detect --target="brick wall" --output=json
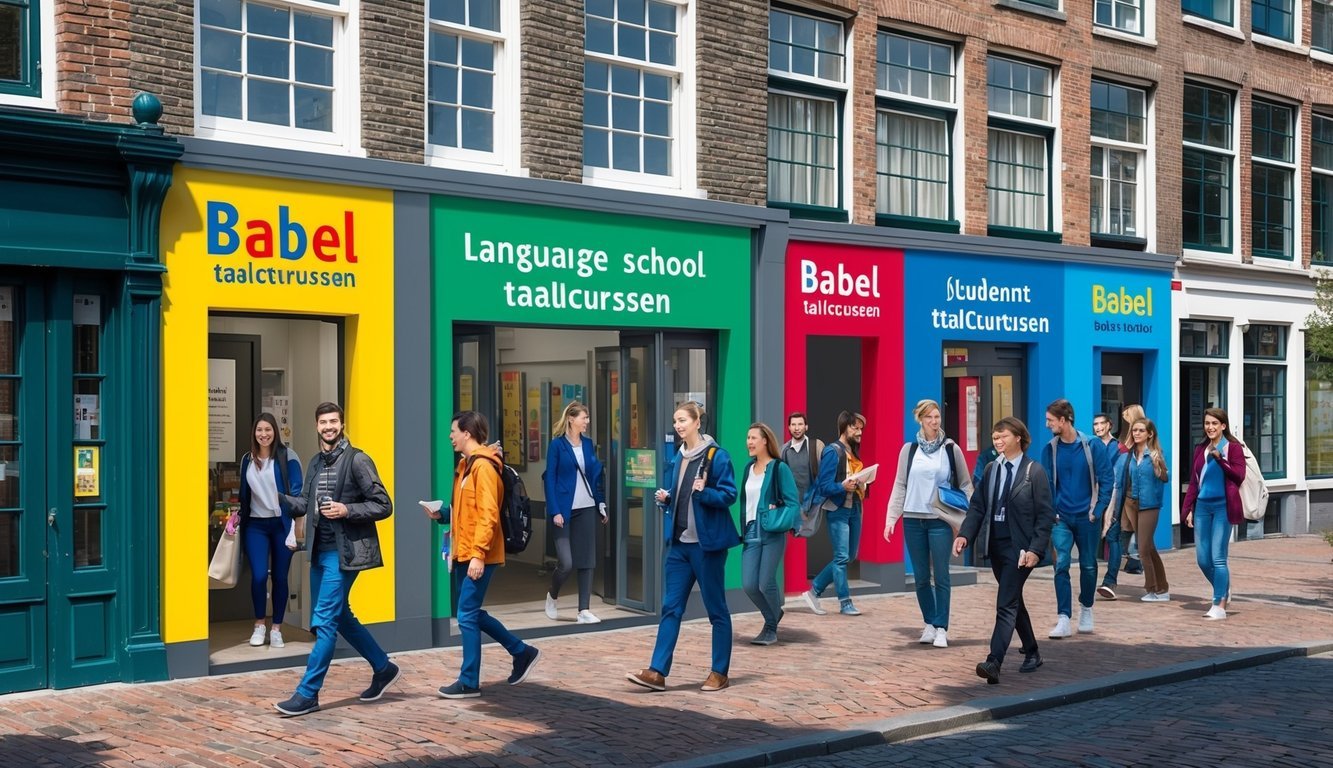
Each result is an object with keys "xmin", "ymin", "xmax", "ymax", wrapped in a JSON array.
[
  {"xmin": 128, "ymin": 0, "xmax": 194, "ymax": 134},
  {"xmin": 520, "ymin": 0, "xmax": 584, "ymax": 181},
  {"xmin": 697, "ymin": 0, "xmax": 769, "ymax": 204},
  {"xmin": 361, "ymin": 0, "xmax": 425, "ymax": 163},
  {"xmin": 57, "ymin": 0, "xmax": 135, "ymax": 123}
]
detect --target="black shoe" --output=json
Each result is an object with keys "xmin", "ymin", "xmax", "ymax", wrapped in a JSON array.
[
  {"xmin": 438, "ymin": 681, "xmax": 481, "ymax": 699},
  {"xmin": 750, "ymin": 627, "xmax": 778, "ymax": 645},
  {"xmin": 1125, "ymin": 560, "xmax": 1143, "ymax": 575},
  {"xmin": 508, "ymin": 645, "xmax": 541, "ymax": 685},
  {"xmin": 1019, "ymin": 653, "xmax": 1044, "ymax": 673},
  {"xmin": 274, "ymin": 692, "xmax": 320, "ymax": 716},
  {"xmin": 359, "ymin": 660, "xmax": 401, "ymax": 702},
  {"xmin": 975, "ymin": 660, "xmax": 1000, "ymax": 685}
]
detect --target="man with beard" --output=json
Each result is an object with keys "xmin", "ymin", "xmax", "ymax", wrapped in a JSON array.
[
  {"xmin": 801, "ymin": 410, "xmax": 869, "ymax": 617},
  {"xmin": 274, "ymin": 402, "xmax": 398, "ymax": 716},
  {"xmin": 781, "ymin": 412, "xmax": 825, "ymax": 510}
]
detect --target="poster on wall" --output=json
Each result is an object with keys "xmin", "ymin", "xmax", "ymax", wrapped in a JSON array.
[
  {"xmin": 270, "ymin": 395, "xmax": 293, "ymax": 445},
  {"xmin": 459, "ymin": 371, "xmax": 474, "ymax": 411},
  {"xmin": 625, "ymin": 448, "xmax": 657, "ymax": 489},
  {"xmin": 75, "ymin": 446, "xmax": 99, "ymax": 497},
  {"xmin": 527, "ymin": 385, "xmax": 542, "ymax": 462},
  {"xmin": 539, "ymin": 377, "xmax": 552, "ymax": 449},
  {"xmin": 74, "ymin": 393, "xmax": 100, "ymax": 440},
  {"xmin": 208, "ymin": 358, "xmax": 237, "ymax": 463},
  {"xmin": 500, "ymin": 370, "xmax": 525, "ymax": 470},
  {"xmin": 549, "ymin": 382, "xmax": 563, "ymax": 429}
]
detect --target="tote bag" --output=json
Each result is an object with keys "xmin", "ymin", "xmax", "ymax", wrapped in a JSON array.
[{"xmin": 208, "ymin": 529, "xmax": 242, "ymax": 589}]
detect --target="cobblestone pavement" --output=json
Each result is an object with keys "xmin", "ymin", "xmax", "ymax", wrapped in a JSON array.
[
  {"xmin": 776, "ymin": 651, "xmax": 1333, "ymax": 768},
  {"xmin": 1, "ymin": 536, "xmax": 1331, "ymax": 767}
]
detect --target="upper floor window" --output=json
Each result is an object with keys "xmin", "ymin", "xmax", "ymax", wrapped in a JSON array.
[
  {"xmin": 987, "ymin": 56, "xmax": 1055, "ymax": 237},
  {"xmin": 1182, "ymin": 0, "xmax": 1233, "ymax": 25},
  {"xmin": 1252, "ymin": 0, "xmax": 1294, "ymax": 41},
  {"xmin": 1251, "ymin": 99, "xmax": 1295, "ymax": 261},
  {"xmin": 198, "ymin": 0, "xmax": 348, "ymax": 145},
  {"xmin": 1312, "ymin": 114, "xmax": 1333, "ymax": 264},
  {"xmin": 875, "ymin": 31, "xmax": 957, "ymax": 229},
  {"xmin": 428, "ymin": 0, "xmax": 513, "ymax": 167},
  {"xmin": 1243, "ymin": 324, "xmax": 1287, "ymax": 478},
  {"xmin": 1095, "ymin": 0, "xmax": 1144, "ymax": 35},
  {"xmin": 1181, "ymin": 82, "xmax": 1234, "ymax": 252},
  {"xmin": 767, "ymin": 7, "xmax": 846, "ymax": 218},
  {"xmin": 1315, "ymin": 0, "xmax": 1333, "ymax": 52},
  {"xmin": 0, "ymin": 0, "xmax": 41, "ymax": 99},
  {"xmin": 583, "ymin": 0, "xmax": 683, "ymax": 184},
  {"xmin": 1090, "ymin": 79, "xmax": 1148, "ymax": 245}
]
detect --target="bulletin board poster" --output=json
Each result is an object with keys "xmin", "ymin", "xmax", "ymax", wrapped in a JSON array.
[
  {"xmin": 625, "ymin": 448, "xmax": 657, "ymax": 489},
  {"xmin": 500, "ymin": 371, "xmax": 525, "ymax": 470},
  {"xmin": 526, "ymin": 385, "xmax": 542, "ymax": 462},
  {"xmin": 75, "ymin": 446, "xmax": 100, "ymax": 498}
]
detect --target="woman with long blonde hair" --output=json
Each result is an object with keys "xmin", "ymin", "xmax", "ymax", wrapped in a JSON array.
[
  {"xmin": 1116, "ymin": 418, "xmax": 1171, "ymax": 602},
  {"xmin": 542, "ymin": 401, "xmax": 608, "ymax": 624}
]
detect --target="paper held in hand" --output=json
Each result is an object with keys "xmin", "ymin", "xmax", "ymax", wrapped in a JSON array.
[
  {"xmin": 846, "ymin": 464, "xmax": 878, "ymax": 484},
  {"xmin": 419, "ymin": 500, "xmax": 444, "ymax": 515}
]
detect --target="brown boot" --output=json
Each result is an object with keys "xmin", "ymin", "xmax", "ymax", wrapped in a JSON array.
[
  {"xmin": 701, "ymin": 671, "xmax": 729, "ymax": 691},
  {"xmin": 626, "ymin": 668, "xmax": 666, "ymax": 691}
]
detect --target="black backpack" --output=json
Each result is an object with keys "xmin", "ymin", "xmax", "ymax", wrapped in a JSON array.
[{"xmin": 465, "ymin": 454, "xmax": 533, "ymax": 554}]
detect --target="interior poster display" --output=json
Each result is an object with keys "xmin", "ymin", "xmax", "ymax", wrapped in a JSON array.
[
  {"xmin": 75, "ymin": 446, "xmax": 100, "ymax": 497},
  {"xmin": 526, "ymin": 384, "xmax": 542, "ymax": 462},
  {"xmin": 539, "ymin": 378, "xmax": 552, "ymax": 449},
  {"xmin": 208, "ymin": 358, "xmax": 237, "ymax": 463},
  {"xmin": 500, "ymin": 370, "xmax": 525, "ymax": 470},
  {"xmin": 625, "ymin": 448, "xmax": 657, "ymax": 488},
  {"xmin": 459, "ymin": 370, "xmax": 474, "ymax": 411},
  {"xmin": 74, "ymin": 393, "xmax": 100, "ymax": 440},
  {"xmin": 270, "ymin": 395, "xmax": 293, "ymax": 445}
]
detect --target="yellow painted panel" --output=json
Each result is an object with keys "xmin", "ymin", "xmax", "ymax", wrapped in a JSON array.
[{"xmin": 160, "ymin": 168, "xmax": 396, "ymax": 643}]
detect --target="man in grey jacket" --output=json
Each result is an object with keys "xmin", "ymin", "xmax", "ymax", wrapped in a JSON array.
[{"xmin": 275, "ymin": 401, "xmax": 398, "ymax": 716}]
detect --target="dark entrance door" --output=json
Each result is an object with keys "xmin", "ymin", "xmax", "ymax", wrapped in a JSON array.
[{"xmin": 206, "ymin": 334, "xmax": 262, "ymax": 624}]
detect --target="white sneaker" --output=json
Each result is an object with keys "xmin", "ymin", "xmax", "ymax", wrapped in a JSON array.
[
  {"xmin": 802, "ymin": 589, "xmax": 827, "ymax": 616},
  {"xmin": 1079, "ymin": 606, "xmax": 1094, "ymax": 634},
  {"xmin": 269, "ymin": 628, "xmax": 285, "ymax": 648},
  {"xmin": 576, "ymin": 610, "xmax": 601, "ymax": 624},
  {"xmin": 544, "ymin": 593, "xmax": 558, "ymax": 621},
  {"xmin": 1140, "ymin": 592, "xmax": 1158, "ymax": 602},
  {"xmin": 932, "ymin": 628, "xmax": 949, "ymax": 648},
  {"xmin": 918, "ymin": 625, "xmax": 937, "ymax": 644},
  {"xmin": 1225, "ymin": 588, "xmax": 1232, "ymax": 609},
  {"xmin": 1153, "ymin": 592, "xmax": 1171, "ymax": 602},
  {"xmin": 1049, "ymin": 615, "xmax": 1072, "ymax": 638},
  {"xmin": 1204, "ymin": 604, "xmax": 1227, "ymax": 620},
  {"xmin": 248, "ymin": 625, "xmax": 267, "ymax": 647}
]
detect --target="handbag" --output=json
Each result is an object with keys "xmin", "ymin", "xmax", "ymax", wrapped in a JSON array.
[
  {"xmin": 208, "ymin": 526, "xmax": 242, "ymax": 589},
  {"xmin": 928, "ymin": 442, "xmax": 969, "ymax": 530},
  {"xmin": 760, "ymin": 461, "xmax": 801, "ymax": 533}
]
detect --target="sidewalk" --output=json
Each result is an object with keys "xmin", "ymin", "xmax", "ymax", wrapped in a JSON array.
[{"xmin": 3, "ymin": 536, "xmax": 1332, "ymax": 768}]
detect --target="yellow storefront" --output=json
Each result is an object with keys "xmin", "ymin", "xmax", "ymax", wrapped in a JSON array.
[{"xmin": 159, "ymin": 168, "xmax": 395, "ymax": 676}]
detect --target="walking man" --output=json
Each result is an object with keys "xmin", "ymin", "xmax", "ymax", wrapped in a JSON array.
[
  {"xmin": 1093, "ymin": 413, "xmax": 1128, "ymax": 600},
  {"xmin": 275, "ymin": 402, "xmax": 398, "ymax": 716},
  {"xmin": 802, "ymin": 411, "xmax": 869, "ymax": 617},
  {"xmin": 781, "ymin": 411, "xmax": 825, "ymax": 507},
  {"xmin": 1041, "ymin": 399, "xmax": 1113, "ymax": 638}
]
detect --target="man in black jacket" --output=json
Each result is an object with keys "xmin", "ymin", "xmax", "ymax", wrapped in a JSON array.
[
  {"xmin": 953, "ymin": 417, "xmax": 1056, "ymax": 685},
  {"xmin": 275, "ymin": 402, "xmax": 398, "ymax": 716}
]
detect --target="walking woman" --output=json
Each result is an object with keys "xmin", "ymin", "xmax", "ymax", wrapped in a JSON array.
[
  {"xmin": 1181, "ymin": 407, "xmax": 1246, "ymax": 621},
  {"xmin": 437, "ymin": 411, "xmax": 541, "ymax": 698},
  {"xmin": 627, "ymin": 401, "xmax": 739, "ymax": 692},
  {"xmin": 542, "ymin": 401, "xmax": 608, "ymax": 624},
  {"xmin": 884, "ymin": 399, "xmax": 973, "ymax": 648},
  {"xmin": 739, "ymin": 422, "xmax": 798, "ymax": 646},
  {"xmin": 238, "ymin": 413, "xmax": 302, "ymax": 648},
  {"xmin": 802, "ymin": 410, "xmax": 869, "ymax": 617},
  {"xmin": 1119, "ymin": 418, "xmax": 1171, "ymax": 602}
]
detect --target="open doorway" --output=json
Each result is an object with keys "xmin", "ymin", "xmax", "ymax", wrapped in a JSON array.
[{"xmin": 206, "ymin": 314, "xmax": 342, "ymax": 670}]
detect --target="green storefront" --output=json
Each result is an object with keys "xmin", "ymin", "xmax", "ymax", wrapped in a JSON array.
[
  {"xmin": 428, "ymin": 195, "xmax": 754, "ymax": 626},
  {"xmin": 0, "ymin": 102, "xmax": 180, "ymax": 693}
]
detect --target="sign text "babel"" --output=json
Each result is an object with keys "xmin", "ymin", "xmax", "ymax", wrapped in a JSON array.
[
  {"xmin": 1092, "ymin": 285, "xmax": 1152, "ymax": 316},
  {"xmin": 207, "ymin": 201, "xmax": 359, "ymax": 262}
]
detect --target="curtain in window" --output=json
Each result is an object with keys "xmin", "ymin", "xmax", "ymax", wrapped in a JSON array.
[
  {"xmin": 768, "ymin": 93, "xmax": 838, "ymax": 207},
  {"xmin": 987, "ymin": 130, "xmax": 1046, "ymax": 230},
  {"xmin": 877, "ymin": 111, "xmax": 948, "ymax": 219}
]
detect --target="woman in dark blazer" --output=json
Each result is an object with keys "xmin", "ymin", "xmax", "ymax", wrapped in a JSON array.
[
  {"xmin": 237, "ymin": 412, "xmax": 303, "ymax": 649},
  {"xmin": 1181, "ymin": 407, "xmax": 1246, "ymax": 621},
  {"xmin": 542, "ymin": 401, "xmax": 607, "ymax": 624},
  {"xmin": 954, "ymin": 416, "xmax": 1055, "ymax": 685}
]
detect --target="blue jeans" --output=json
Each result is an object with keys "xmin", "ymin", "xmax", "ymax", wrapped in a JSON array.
[
  {"xmin": 812, "ymin": 505, "xmax": 862, "ymax": 602},
  {"xmin": 1052, "ymin": 514, "xmax": 1100, "ymax": 617},
  {"xmin": 904, "ymin": 517, "xmax": 954, "ymax": 630},
  {"xmin": 453, "ymin": 562, "xmax": 528, "ymax": 688},
  {"xmin": 650, "ymin": 542, "xmax": 732, "ymax": 677},
  {"xmin": 1102, "ymin": 514, "xmax": 1122, "ymax": 587},
  {"xmin": 741, "ymin": 522, "xmax": 787, "ymax": 630},
  {"xmin": 243, "ymin": 516, "xmax": 294, "ymax": 624},
  {"xmin": 1193, "ymin": 498, "xmax": 1232, "ymax": 604},
  {"xmin": 296, "ymin": 548, "xmax": 390, "ymax": 698}
]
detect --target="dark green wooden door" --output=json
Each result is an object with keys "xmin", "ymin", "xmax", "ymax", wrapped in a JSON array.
[{"xmin": 0, "ymin": 275, "xmax": 122, "ymax": 692}]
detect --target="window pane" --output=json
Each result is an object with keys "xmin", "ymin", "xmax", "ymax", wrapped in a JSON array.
[
  {"xmin": 1253, "ymin": 100, "xmax": 1294, "ymax": 162},
  {"xmin": 769, "ymin": 8, "xmax": 843, "ymax": 83},
  {"xmin": 0, "ymin": 510, "xmax": 15, "ymax": 578},
  {"xmin": 1314, "ymin": 174, "xmax": 1333, "ymax": 263},
  {"xmin": 247, "ymin": 37, "xmax": 289, "ymax": 79},
  {"xmin": 876, "ymin": 110, "xmax": 950, "ymax": 219},
  {"xmin": 1183, "ymin": 83, "xmax": 1232, "ymax": 150},
  {"xmin": 469, "ymin": 0, "xmax": 500, "ymax": 31},
  {"xmin": 0, "ymin": 379, "xmax": 16, "ymax": 441},
  {"xmin": 988, "ymin": 57, "xmax": 1052, "ymax": 121},
  {"xmin": 1091, "ymin": 80, "xmax": 1146, "ymax": 145},
  {"xmin": 987, "ymin": 129, "xmax": 1047, "ymax": 230},
  {"xmin": 294, "ymin": 12, "xmax": 332, "ymax": 46},
  {"xmin": 200, "ymin": 28, "xmax": 243, "ymax": 72},
  {"xmin": 0, "ymin": 446, "xmax": 15, "ymax": 509},
  {"xmin": 74, "ymin": 508, "xmax": 103, "ymax": 568},
  {"xmin": 294, "ymin": 86, "xmax": 332, "ymax": 131},
  {"xmin": 1316, "ymin": 0, "xmax": 1333, "ymax": 51},
  {"xmin": 1253, "ymin": 0, "xmax": 1294, "ymax": 40},
  {"xmin": 295, "ymin": 45, "xmax": 333, "ymax": 87},
  {"xmin": 430, "ymin": 0, "xmax": 466, "ymax": 25},
  {"xmin": 1307, "ymin": 360, "xmax": 1333, "ymax": 476},
  {"xmin": 461, "ymin": 108, "xmax": 492, "ymax": 151},
  {"xmin": 248, "ymin": 79, "xmax": 290, "ymax": 126},
  {"xmin": 202, "ymin": 71, "xmax": 243, "ymax": 118},
  {"xmin": 1181, "ymin": 149, "xmax": 1232, "ymax": 249},
  {"xmin": 1251, "ymin": 165, "xmax": 1293, "ymax": 259},
  {"xmin": 767, "ymin": 92, "xmax": 839, "ymax": 207},
  {"xmin": 247, "ymin": 3, "xmax": 289, "ymax": 38},
  {"xmin": 878, "ymin": 32, "xmax": 954, "ymax": 103},
  {"xmin": 200, "ymin": 0, "xmax": 243, "ymax": 29},
  {"xmin": 428, "ymin": 103, "xmax": 458, "ymax": 146}
]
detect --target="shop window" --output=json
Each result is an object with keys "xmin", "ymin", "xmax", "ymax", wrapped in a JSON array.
[
  {"xmin": 1252, "ymin": 0, "xmax": 1294, "ymax": 41},
  {"xmin": 1308, "ymin": 351, "xmax": 1333, "ymax": 477},
  {"xmin": 1252, "ymin": 100, "xmax": 1295, "ymax": 261},
  {"xmin": 1090, "ymin": 79, "xmax": 1148, "ymax": 248},
  {"xmin": 197, "ymin": 0, "xmax": 351, "ymax": 149},
  {"xmin": 1095, "ymin": 0, "xmax": 1144, "ymax": 34},
  {"xmin": 766, "ymin": 6, "xmax": 846, "ymax": 220},
  {"xmin": 875, "ymin": 31, "xmax": 958, "ymax": 231},
  {"xmin": 427, "ymin": 0, "xmax": 516, "ymax": 171},
  {"xmin": 987, "ymin": 56, "xmax": 1056, "ymax": 239},
  {"xmin": 0, "ymin": 0, "xmax": 42, "ymax": 99},
  {"xmin": 1312, "ymin": 114, "xmax": 1333, "ymax": 265},
  {"xmin": 1243, "ymin": 324, "xmax": 1287, "ymax": 478},
  {"xmin": 583, "ymin": 0, "xmax": 686, "ymax": 188},
  {"xmin": 1183, "ymin": 0, "xmax": 1233, "ymax": 25},
  {"xmin": 1315, "ymin": 0, "xmax": 1333, "ymax": 52},
  {"xmin": 1180, "ymin": 319, "xmax": 1230, "ymax": 358},
  {"xmin": 1182, "ymin": 83, "xmax": 1234, "ymax": 253}
]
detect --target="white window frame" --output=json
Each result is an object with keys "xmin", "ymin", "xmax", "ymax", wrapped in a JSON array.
[
  {"xmin": 1251, "ymin": 97, "xmax": 1301, "ymax": 265},
  {"xmin": 1182, "ymin": 0, "xmax": 1237, "ymax": 30},
  {"xmin": 1089, "ymin": 78, "xmax": 1152, "ymax": 246},
  {"xmin": 1092, "ymin": 0, "xmax": 1154, "ymax": 39},
  {"xmin": 424, "ymin": 0, "xmax": 520, "ymax": 174},
  {"xmin": 0, "ymin": 0, "xmax": 55, "ymax": 109},
  {"xmin": 985, "ymin": 55, "xmax": 1060, "ymax": 234},
  {"xmin": 194, "ymin": 0, "xmax": 363, "ymax": 155},
  {"xmin": 1252, "ymin": 0, "xmax": 1302, "ymax": 48},
  {"xmin": 1312, "ymin": 114, "xmax": 1333, "ymax": 264},
  {"xmin": 582, "ymin": 0, "xmax": 698, "ymax": 196},
  {"xmin": 1181, "ymin": 79, "xmax": 1240, "ymax": 261}
]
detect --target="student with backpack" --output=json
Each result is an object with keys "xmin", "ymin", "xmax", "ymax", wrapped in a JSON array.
[
  {"xmin": 542, "ymin": 401, "xmax": 608, "ymax": 624},
  {"xmin": 884, "ymin": 399, "xmax": 973, "ymax": 649},
  {"xmin": 627, "ymin": 401, "xmax": 739, "ymax": 693},
  {"xmin": 739, "ymin": 422, "xmax": 799, "ymax": 646},
  {"xmin": 781, "ymin": 411, "xmax": 824, "ymax": 522},
  {"xmin": 1181, "ymin": 407, "xmax": 1247, "ymax": 621},
  {"xmin": 801, "ymin": 410, "xmax": 870, "ymax": 617},
  {"xmin": 436, "ymin": 410, "xmax": 541, "ymax": 698}
]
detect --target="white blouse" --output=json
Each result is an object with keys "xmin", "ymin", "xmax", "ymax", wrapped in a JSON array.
[{"xmin": 744, "ymin": 466, "xmax": 765, "ymax": 525}]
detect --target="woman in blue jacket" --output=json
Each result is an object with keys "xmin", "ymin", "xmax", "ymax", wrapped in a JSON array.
[
  {"xmin": 627, "ymin": 401, "xmax": 739, "ymax": 692},
  {"xmin": 542, "ymin": 401, "xmax": 608, "ymax": 624},
  {"xmin": 237, "ymin": 413, "xmax": 303, "ymax": 648},
  {"xmin": 1118, "ymin": 418, "xmax": 1171, "ymax": 603},
  {"xmin": 739, "ymin": 422, "xmax": 799, "ymax": 646}
]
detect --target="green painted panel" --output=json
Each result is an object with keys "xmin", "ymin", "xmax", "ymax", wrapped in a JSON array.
[
  {"xmin": 0, "ymin": 180, "xmax": 129, "ymax": 255},
  {"xmin": 0, "ymin": 607, "xmax": 32, "ymax": 664},
  {"xmin": 70, "ymin": 599, "xmax": 110, "ymax": 661}
]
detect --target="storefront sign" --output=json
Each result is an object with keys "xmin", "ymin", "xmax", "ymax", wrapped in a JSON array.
[{"xmin": 1066, "ymin": 266, "xmax": 1165, "ymax": 338}]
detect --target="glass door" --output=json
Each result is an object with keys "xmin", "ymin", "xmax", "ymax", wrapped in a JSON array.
[{"xmin": 615, "ymin": 336, "xmax": 656, "ymax": 612}]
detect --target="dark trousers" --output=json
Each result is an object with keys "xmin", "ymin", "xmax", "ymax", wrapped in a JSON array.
[{"xmin": 987, "ymin": 538, "xmax": 1038, "ymax": 667}]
